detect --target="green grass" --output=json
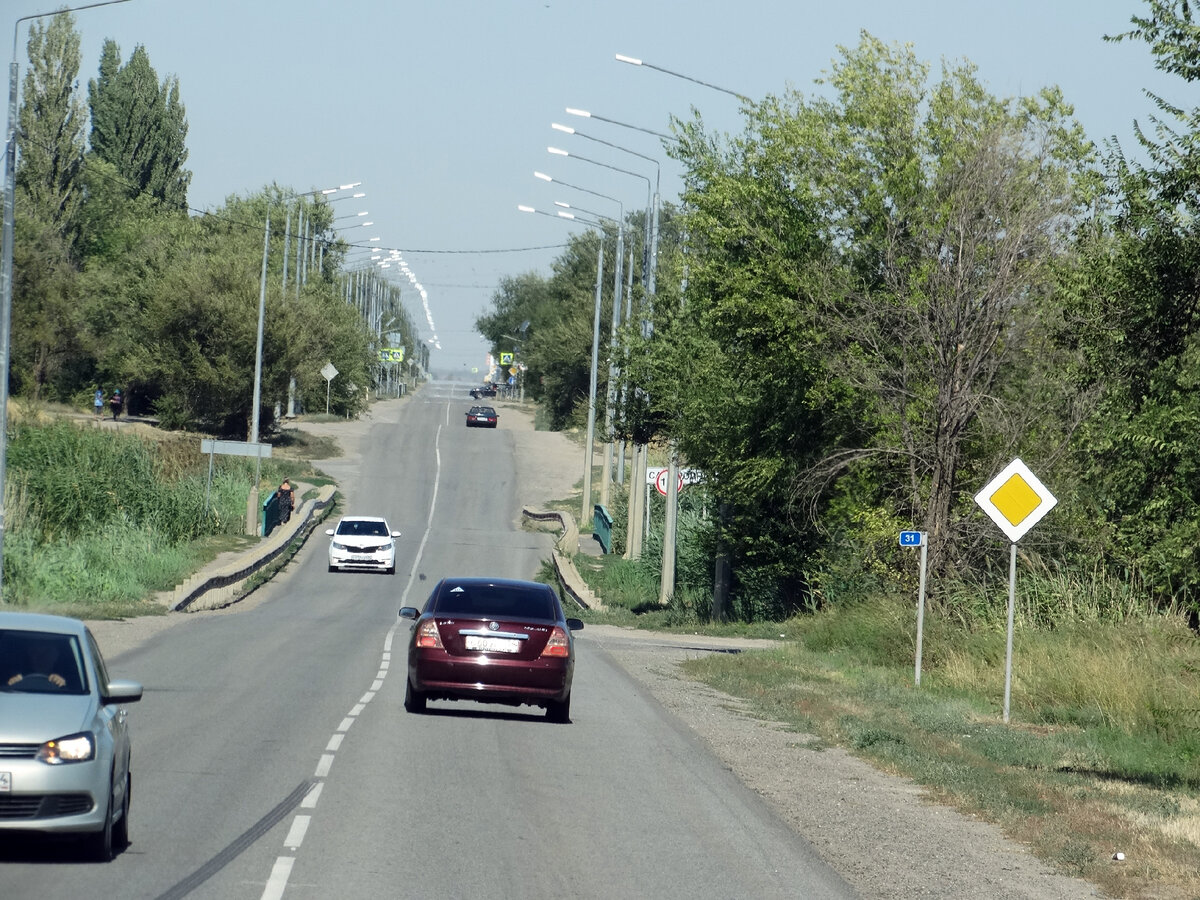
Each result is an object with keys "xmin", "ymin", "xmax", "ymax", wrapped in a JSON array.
[
  {"xmin": 0, "ymin": 418, "xmax": 312, "ymax": 617},
  {"xmin": 671, "ymin": 598, "xmax": 1200, "ymax": 898}
]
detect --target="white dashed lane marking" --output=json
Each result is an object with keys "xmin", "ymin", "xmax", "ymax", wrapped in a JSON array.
[{"xmin": 258, "ymin": 415, "xmax": 447, "ymax": 899}]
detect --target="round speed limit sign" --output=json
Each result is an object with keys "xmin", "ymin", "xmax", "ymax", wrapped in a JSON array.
[{"xmin": 655, "ymin": 468, "xmax": 684, "ymax": 496}]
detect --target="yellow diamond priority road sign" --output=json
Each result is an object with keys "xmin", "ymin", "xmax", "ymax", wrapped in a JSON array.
[{"xmin": 974, "ymin": 458, "xmax": 1057, "ymax": 543}]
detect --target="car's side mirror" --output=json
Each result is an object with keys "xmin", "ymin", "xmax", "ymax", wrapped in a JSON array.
[
  {"xmin": 391, "ymin": 531, "xmax": 401, "ymax": 538},
  {"xmin": 103, "ymin": 679, "xmax": 143, "ymax": 704},
  {"xmin": 325, "ymin": 529, "xmax": 335, "ymax": 536},
  {"xmin": 399, "ymin": 607, "xmax": 419, "ymax": 620},
  {"xmin": 566, "ymin": 618, "xmax": 584, "ymax": 631}
]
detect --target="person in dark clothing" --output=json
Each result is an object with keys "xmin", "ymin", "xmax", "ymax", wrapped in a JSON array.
[
  {"xmin": 278, "ymin": 479, "xmax": 295, "ymax": 524},
  {"xmin": 109, "ymin": 389, "xmax": 123, "ymax": 421}
]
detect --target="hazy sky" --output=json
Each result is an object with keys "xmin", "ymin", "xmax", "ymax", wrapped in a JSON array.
[{"xmin": 4, "ymin": 0, "xmax": 1178, "ymax": 374}]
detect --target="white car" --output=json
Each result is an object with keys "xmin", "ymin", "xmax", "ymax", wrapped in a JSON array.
[
  {"xmin": 0, "ymin": 611, "xmax": 143, "ymax": 861},
  {"xmin": 326, "ymin": 516, "xmax": 400, "ymax": 574}
]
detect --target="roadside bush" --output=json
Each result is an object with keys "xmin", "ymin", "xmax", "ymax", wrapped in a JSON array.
[{"xmin": 5, "ymin": 420, "xmax": 252, "ymax": 544}]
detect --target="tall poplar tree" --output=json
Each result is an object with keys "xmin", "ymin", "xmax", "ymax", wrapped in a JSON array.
[
  {"xmin": 11, "ymin": 11, "xmax": 88, "ymax": 399},
  {"xmin": 16, "ymin": 11, "xmax": 86, "ymax": 242},
  {"xmin": 88, "ymin": 41, "xmax": 191, "ymax": 210}
]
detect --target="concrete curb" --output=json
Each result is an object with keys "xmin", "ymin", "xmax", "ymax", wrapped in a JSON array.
[
  {"xmin": 522, "ymin": 507, "xmax": 602, "ymax": 611},
  {"xmin": 169, "ymin": 484, "xmax": 338, "ymax": 611}
]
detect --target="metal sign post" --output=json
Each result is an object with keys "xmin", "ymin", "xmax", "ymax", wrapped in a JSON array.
[
  {"xmin": 899, "ymin": 531, "xmax": 927, "ymax": 685},
  {"xmin": 973, "ymin": 458, "xmax": 1058, "ymax": 723},
  {"xmin": 200, "ymin": 440, "xmax": 273, "ymax": 533},
  {"xmin": 321, "ymin": 361, "xmax": 339, "ymax": 414}
]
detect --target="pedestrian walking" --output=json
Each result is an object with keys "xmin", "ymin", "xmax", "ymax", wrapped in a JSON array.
[
  {"xmin": 109, "ymin": 389, "xmax": 123, "ymax": 421},
  {"xmin": 278, "ymin": 479, "xmax": 295, "ymax": 524},
  {"xmin": 93, "ymin": 388, "xmax": 103, "ymax": 418}
]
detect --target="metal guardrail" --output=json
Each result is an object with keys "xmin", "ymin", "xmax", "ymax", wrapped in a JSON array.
[{"xmin": 171, "ymin": 488, "xmax": 336, "ymax": 611}]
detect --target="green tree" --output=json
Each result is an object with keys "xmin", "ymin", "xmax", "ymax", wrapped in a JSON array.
[
  {"xmin": 16, "ymin": 11, "xmax": 86, "ymax": 244},
  {"xmin": 668, "ymin": 33, "xmax": 1092, "ymax": 611},
  {"xmin": 11, "ymin": 12, "xmax": 89, "ymax": 399},
  {"xmin": 88, "ymin": 41, "xmax": 191, "ymax": 210},
  {"xmin": 1052, "ymin": 1, "xmax": 1200, "ymax": 602}
]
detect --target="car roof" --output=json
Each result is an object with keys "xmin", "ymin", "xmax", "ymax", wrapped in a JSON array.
[
  {"xmin": 338, "ymin": 515, "xmax": 388, "ymax": 524},
  {"xmin": 437, "ymin": 576, "xmax": 552, "ymax": 592},
  {"xmin": 0, "ymin": 611, "xmax": 88, "ymax": 637}
]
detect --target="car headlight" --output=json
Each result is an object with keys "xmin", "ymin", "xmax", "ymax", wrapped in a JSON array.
[
  {"xmin": 36, "ymin": 732, "xmax": 95, "ymax": 764},
  {"xmin": 331, "ymin": 541, "xmax": 348, "ymax": 551},
  {"xmin": 382, "ymin": 542, "xmax": 394, "ymax": 552}
]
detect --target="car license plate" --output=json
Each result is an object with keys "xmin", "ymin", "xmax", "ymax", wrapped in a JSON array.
[
  {"xmin": 351, "ymin": 554, "xmax": 375, "ymax": 561},
  {"xmin": 465, "ymin": 635, "xmax": 519, "ymax": 653},
  {"xmin": 0, "ymin": 772, "xmax": 10, "ymax": 792}
]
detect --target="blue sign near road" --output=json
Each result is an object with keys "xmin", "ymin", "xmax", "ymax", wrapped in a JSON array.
[{"xmin": 899, "ymin": 530, "xmax": 924, "ymax": 547}]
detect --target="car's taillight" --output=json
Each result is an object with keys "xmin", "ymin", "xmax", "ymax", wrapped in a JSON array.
[
  {"xmin": 540, "ymin": 626, "xmax": 570, "ymax": 658},
  {"xmin": 416, "ymin": 620, "xmax": 443, "ymax": 649}
]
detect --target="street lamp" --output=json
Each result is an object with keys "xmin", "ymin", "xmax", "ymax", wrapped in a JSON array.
[
  {"xmin": 547, "ymin": 143, "xmax": 660, "ymax": 557},
  {"xmin": 565, "ymin": 107, "xmax": 674, "ymax": 142},
  {"xmin": 615, "ymin": 53, "xmax": 751, "ymax": 103},
  {"xmin": 614, "ymin": 58, "xmax": 750, "ymax": 605},
  {"xmin": 263, "ymin": 183, "xmax": 355, "ymax": 425},
  {"xmin": 551, "ymin": 121, "xmax": 668, "ymax": 500},
  {"xmin": 521, "ymin": 202, "xmax": 615, "ymax": 524}
]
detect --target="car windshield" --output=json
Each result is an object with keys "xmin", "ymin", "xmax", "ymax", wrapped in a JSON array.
[
  {"xmin": 433, "ymin": 584, "xmax": 557, "ymax": 620},
  {"xmin": 337, "ymin": 520, "xmax": 389, "ymax": 537},
  {"xmin": 0, "ymin": 630, "xmax": 89, "ymax": 694}
]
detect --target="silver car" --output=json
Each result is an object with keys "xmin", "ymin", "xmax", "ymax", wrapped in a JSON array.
[
  {"xmin": 0, "ymin": 611, "xmax": 143, "ymax": 861},
  {"xmin": 326, "ymin": 515, "xmax": 400, "ymax": 574}
]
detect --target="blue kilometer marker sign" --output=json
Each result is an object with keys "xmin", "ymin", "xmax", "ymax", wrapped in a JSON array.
[{"xmin": 899, "ymin": 531, "xmax": 924, "ymax": 547}]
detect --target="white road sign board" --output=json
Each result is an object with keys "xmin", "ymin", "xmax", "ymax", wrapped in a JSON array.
[{"xmin": 974, "ymin": 458, "xmax": 1057, "ymax": 543}]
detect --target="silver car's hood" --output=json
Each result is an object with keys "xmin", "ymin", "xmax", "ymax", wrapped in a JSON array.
[{"xmin": 0, "ymin": 691, "xmax": 98, "ymax": 742}]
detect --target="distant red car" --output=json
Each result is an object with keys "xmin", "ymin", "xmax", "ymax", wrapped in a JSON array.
[
  {"xmin": 465, "ymin": 405, "xmax": 498, "ymax": 428},
  {"xmin": 399, "ymin": 577, "xmax": 583, "ymax": 722}
]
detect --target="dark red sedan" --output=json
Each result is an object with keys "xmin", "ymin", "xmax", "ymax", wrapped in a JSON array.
[
  {"xmin": 399, "ymin": 577, "xmax": 583, "ymax": 722},
  {"xmin": 465, "ymin": 405, "xmax": 498, "ymax": 428}
]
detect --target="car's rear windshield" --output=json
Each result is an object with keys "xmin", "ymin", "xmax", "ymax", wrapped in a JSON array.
[
  {"xmin": 337, "ymin": 520, "xmax": 389, "ymax": 537},
  {"xmin": 433, "ymin": 584, "xmax": 557, "ymax": 620},
  {"xmin": 0, "ymin": 630, "xmax": 89, "ymax": 694}
]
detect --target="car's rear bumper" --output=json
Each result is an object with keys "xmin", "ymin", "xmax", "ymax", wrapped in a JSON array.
[{"xmin": 411, "ymin": 654, "xmax": 571, "ymax": 704}]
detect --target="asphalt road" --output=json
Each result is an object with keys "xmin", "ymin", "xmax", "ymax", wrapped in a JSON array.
[{"xmin": 1, "ymin": 383, "xmax": 855, "ymax": 899}]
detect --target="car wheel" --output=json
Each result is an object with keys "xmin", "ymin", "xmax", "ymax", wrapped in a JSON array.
[
  {"xmin": 404, "ymin": 677, "xmax": 426, "ymax": 713},
  {"xmin": 387, "ymin": 565, "xmax": 396, "ymax": 575},
  {"xmin": 546, "ymin": 694, "xmax": 571, "ymax": 724},
  {"xmin": 85, "ymin": 771, "xmax": 116, "ymax": 861},
  {"xmin": 112, "ymin": 770, "xmax": 131, "ymax": 850},
  {"xmin": 328, "ymin": 564, "xmax": 336, "ymax": 573}
]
